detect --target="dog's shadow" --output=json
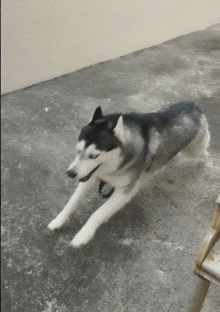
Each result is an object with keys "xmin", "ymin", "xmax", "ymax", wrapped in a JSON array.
[{"xmin": 64, "ymin": 201, "xmax": 146, "ymax": 261}]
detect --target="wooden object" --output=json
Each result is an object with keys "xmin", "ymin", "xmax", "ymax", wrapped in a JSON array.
[{"xmin": 189, "ymin": 195, "xmax": 220, "ymax": 312}]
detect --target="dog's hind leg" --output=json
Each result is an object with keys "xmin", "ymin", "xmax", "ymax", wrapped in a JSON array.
[
  {"xmin": 48, "ymin": 177, "xmax": 97, "ymax": 231},
  {"xmin": 180, "ymin": 115, "xmax": 210, "ymax": 159},
  {"xmin": 70, "ymin": 180, "xmax": 140, "ymax": 248}
]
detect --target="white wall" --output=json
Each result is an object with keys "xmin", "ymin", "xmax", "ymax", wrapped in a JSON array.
[{"xmin": 2, "ymin": 0, "xmax": 220, "ymax": 94}]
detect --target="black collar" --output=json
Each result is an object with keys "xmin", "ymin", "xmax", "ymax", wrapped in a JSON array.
[{"xmin": 98, "ymin": 181, "xmax": 115, "ymax": 198}]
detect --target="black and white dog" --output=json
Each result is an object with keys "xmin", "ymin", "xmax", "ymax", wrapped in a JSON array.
[{"xmin": 48, "ymin": 102, "xmax": 210, "ymax": 248}]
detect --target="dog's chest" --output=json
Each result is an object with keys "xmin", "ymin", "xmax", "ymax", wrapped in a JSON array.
[{"xmin": 96, "ymin": 171, "xmax": 133, "ymax": 188}]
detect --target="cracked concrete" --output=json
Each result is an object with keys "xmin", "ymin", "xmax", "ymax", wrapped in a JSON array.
[{"xmin": 1, "ymin": 24, "xmax": 220, "ymax": 312}]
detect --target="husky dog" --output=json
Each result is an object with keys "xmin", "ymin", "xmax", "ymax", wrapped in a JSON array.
[{"xmin": 48, "ymin": 102, "xmax": 210, "ymax": 248}]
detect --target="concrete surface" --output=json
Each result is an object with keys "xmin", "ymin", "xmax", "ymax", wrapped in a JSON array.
[{"xmin": 1, "ymin": 24, "xmax": 220, "ymax": 312}]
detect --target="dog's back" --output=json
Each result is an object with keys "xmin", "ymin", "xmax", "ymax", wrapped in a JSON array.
[{"xmin": 140, "ymin": 102, "xmax": 210, "ymax": 171}]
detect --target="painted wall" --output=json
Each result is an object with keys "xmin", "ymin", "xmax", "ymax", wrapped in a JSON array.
[{"xmin": 2, "ymin": 0, "xmax": 220, "ymax": 94}]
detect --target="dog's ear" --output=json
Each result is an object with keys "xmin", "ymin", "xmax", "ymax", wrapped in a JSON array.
[
  {"xmin": 89, "ymin": 107, "xmax": 103, "ymax": 125},
  {"xmin": 113, "ymin": 115, "xmax": 124, "ymax": 141}
]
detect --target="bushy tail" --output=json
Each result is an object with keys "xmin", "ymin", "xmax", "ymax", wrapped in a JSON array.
[{"xmin": 180, "ymin": 115, "xmax": 210, "ymax": 159}]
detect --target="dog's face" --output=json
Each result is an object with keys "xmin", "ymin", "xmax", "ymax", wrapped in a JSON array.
[{"xmin": 67, "ymin": 107, "xmax": 123, "ymax": 182}]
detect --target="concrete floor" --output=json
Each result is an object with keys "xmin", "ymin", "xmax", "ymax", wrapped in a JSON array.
[{"xmin": 1, "ymin": 24, "xmax": 220, "ymax": 312}]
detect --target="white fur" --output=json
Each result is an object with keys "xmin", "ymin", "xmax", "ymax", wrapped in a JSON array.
[
  {"xmin": 70, "ymin": 180, "xmax": 140, "ymax": 247},
  {"xmin": 181, "ymin": 115, "xmax": 210, "ymax": 159},
  {"xmin": 48, "ymin": 177, "xmax": 97, "ymax": 231},
  {"xmin": 114, "ymin": 115, "xmax": 124, "ymax": 141},
  {"xmin": 76, "ymin": 140, "xmax": 86, "ymax": 153},
  {"xmin": 48, "ymin": 172, "xmax": 141, "ymax": 248},
  {"xmin": 48, "ymin": 137, "xmax": 141, "ymax": 247},
  {"xmin": 68, "ymin": 143, "xmax": 123, "ymax": 181},
  {"xmin": 148, "ymin": 127, "xmax": 161, "ymax": 154}
]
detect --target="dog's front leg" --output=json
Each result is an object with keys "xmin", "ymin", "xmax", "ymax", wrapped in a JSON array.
[
  {"xmin": 48, "ymin": 177, "xmax": 97, "ymax": 231},
  {"xmin": 71, "ymin": 181, "xmax": 140, "ymax": 248}
]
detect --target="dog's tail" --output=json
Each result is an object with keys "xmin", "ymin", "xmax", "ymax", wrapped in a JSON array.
[{"xmin": 180, "ymin": 114, "xmax": 210, "ymax": 159}]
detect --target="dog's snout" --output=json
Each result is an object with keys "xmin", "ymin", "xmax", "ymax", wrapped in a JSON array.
[{"xmin": 67, "ymin": 169, "xmax": 77, "ymax": 178}]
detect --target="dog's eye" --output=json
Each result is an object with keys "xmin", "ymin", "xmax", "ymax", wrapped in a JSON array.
[{"xmin": 89, "ymin": 154, "xmax": 99, "ymax": 159}]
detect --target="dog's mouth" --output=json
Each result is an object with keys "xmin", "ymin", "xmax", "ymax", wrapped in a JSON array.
[{"xmin": 79, "ymin": 164, "xmax": 101, "ymax": 182}]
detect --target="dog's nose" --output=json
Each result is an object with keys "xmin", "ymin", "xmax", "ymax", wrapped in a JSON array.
[{"xmin": 67, "ymin": 169, "xmax": 77, "ymax": 178}]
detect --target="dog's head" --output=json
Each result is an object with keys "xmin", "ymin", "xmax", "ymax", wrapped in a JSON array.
[{"xmin": 67, "ymin": 107, "xmax": 124, "ymax": 182}]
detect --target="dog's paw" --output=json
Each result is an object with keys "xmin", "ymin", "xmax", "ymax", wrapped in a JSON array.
[
  {"xmin": 70, "ymin": 227, "xmax": 95, "ymax": 248},
  {"xmin": 47, "ymin": 215, "xmax": 67, "ymax": 231}
]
